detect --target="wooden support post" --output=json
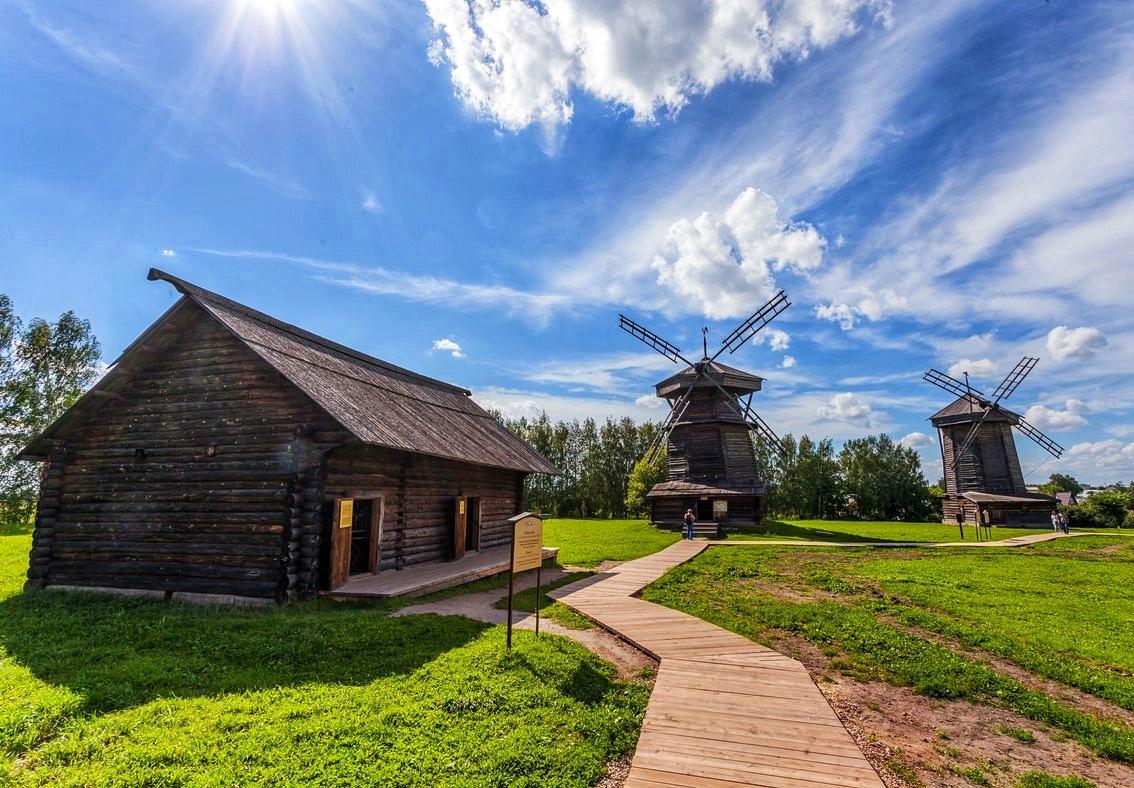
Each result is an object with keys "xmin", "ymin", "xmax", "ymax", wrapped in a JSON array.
[
  {"xmin": 507, "ymin": 524, "xmax": 516, "ymax": 650},
  {"xmin": 535, "ymin": 562, "xmax": 541, "ymax": 637}
]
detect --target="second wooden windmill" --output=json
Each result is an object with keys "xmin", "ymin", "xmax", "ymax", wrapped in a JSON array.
[
  {"xmin": 619, "ymin": 291, "xmax": 790, "ymax": 535},
  {"xmin": 923, "ymin": 358, "xmax": 1064, "ymax": 526}
]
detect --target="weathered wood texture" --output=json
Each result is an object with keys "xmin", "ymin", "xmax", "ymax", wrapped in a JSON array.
[
  {"xmin": 940, "ymin": 422, "xmax": 1026, "ymax": 495},
  {"xmin": 30, "ymin": 308, "xmax": 346, "ymax": 601},
  {"xmin": 319, "ymin": 444, "xmax": 526, "ymax": 575}
]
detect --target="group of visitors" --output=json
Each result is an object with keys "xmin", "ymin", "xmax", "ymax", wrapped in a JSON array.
[{"xmin": 1050, "ymin": 510, "xmax": 1070, "ymax": 534}]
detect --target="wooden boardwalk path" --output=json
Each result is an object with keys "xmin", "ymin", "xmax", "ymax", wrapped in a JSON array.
[
  {"xmin": 551, "ymin": 531, "xmax": 1094, "ymax": 786},
  {"xmin": 551, "ymin": 540, "xmax": 885, "ymax": 787}
]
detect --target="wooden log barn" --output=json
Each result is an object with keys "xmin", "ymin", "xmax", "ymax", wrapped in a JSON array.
[{"xmin": 18, "ymin": 269, "xmax": 557, "ymax": 605}]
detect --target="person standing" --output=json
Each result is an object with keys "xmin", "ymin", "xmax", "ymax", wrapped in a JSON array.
[
  {"xmin": 1051, "ymin": 510, "xmax": 1061, "ymax": 532},
  {"xmin": 1059, "ymin": 511, "xmax": 1070, "ymax": 534},
  {"xmin": 683, "ymin": 508, "xmax": 696, "ymax": 540}
]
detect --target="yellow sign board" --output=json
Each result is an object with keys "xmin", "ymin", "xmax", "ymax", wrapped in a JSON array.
[
  {"xmin": 511, "ymin": 514, "xmax": 543, "ymax": 573},
  {"xmin": 338, "ymin": 498, "xmax": 354, "ymax": 529}
]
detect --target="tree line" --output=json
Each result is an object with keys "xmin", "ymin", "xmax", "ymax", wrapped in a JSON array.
[{"xmin": 501, "ymin": 411, "xmax": 939, "ymax": 522}]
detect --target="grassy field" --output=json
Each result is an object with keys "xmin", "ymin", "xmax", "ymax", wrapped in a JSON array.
[
  {"xmin": 543, "ymin": 518, "xmax": 679, "ymax": 567},
  {"xmin": 0, "ymin": 523, "xmax": 647, "ymax": 786},
  {"xmin": 642, "ymin": 537, "xmax": 1134, "ymax": 785},
  {"xmin": 729, "ymin": 518, "xmax": 1058, "ymax": 543}
]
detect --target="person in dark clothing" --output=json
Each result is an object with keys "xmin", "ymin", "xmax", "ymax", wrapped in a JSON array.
[{"xmin": 683, "ymin": 509, "xmax": 695, "ymax": 540}]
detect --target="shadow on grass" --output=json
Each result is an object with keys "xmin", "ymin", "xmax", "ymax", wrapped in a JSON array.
[
  {"xmin": 0, "ymin": 589, "xmax": 489, "ymax": 716},
  {"xmin": 737, "ymin": 519, "xmax": 905, "ymax": 543}
]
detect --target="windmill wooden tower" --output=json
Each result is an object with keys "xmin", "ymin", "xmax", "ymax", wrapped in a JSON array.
[
  {"xmin": 619, "ymin": 291, "xmax": 790, "ymax": 534},
  {"xmin": 923, "ymin": 358, "xmax": 1064, "ymax": 525}
]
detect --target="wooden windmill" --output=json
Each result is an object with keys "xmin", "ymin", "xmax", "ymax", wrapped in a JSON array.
[
  {"xmin": 923, "ymin": 358, "xmax": 1064, "ymax": 526},
  {"xmin": 619, "ymin": 291, "xmax": 790, "ymax": 534}
]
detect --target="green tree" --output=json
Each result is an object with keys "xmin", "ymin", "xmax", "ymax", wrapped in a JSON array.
[
  {"xmin": 0, "ymin": 297, "xmax": 101, "ymax": 521},
  {"xmin": 625, "ymin": 449, "xmax": 667, "ymax": 517},
  {"xmin": 771, "ymin": 434, "xmax": 842, "ymax": 519},
  {"xmin": 839, "ymin": 434, "xmax": 934, "ymax": 521},
  {"xmin": 1082, "ymin": 489, "xmax": 1129, "ymax": 528},
  {"xmin": 1038, "ymin": 473, "xmax": 1084, "ymax": 496}
]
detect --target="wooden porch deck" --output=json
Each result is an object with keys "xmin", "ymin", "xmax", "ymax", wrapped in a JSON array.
[
  {"xmin": 325, "ymin": 545, "xmax": 559, "ymax": 600},
  {"xmin": 551, "ymin": 541, "xmax": 884, "ymax": 787}
]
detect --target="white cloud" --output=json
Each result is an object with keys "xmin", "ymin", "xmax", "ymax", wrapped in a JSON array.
[
  {"xmin": 520, "ymin": 351, "xmax": 675, "ymax": 394},
  {"xmin": 752, "ymin": 328, "xmax": 791, "ymax": 352},
  {"xmin": 423, "ymin": 0, "xmax": 888, "ymax": 132},
  {"xmin": 431, "ymin": 338, "xmax": 464, "ymax": 358},
  {"xmin": 816, "ymin": 392, "xmax": 882, "ymax": 428},
  {"xmin": 815, "ymin": 288, "xmax": 908, "ymax": 330},
  {"xmin": 1046, "ymin": 325, "xmax": 1108, "ymax": 362},
  {"xmin": 651, "ymin": 187, "xmax": 825, "ymax": 319},
  {"xmin": 635, "ymin": 394, "xmax": 666, "ymax": 409},
  {"xmin": 1024, "ymin": 399, "xmax": 1087, "ymax": 432},
  {"xmin": 474, "ymin": 385, "xmax": 663, "ymax": 423},
  {"xmin": 1066, "ymin": 439, "xmax": 1134, "ymax": 472},
  {"xmin": 899, "ymin": 431, "xmax": 935, "ymax": 449},
  {"xmin": 361, "ymin": 191, "xmax": 382, "ymax": 214},
  {"xmin": 224, "ymin": 159, "xmax": 308, "ymax": 199},
  {"xmin": 947, "ymin": 358, "xmax": 997, "ymax": 380},
  {"xmin": 780, "ymin": 355, "xmax": 797, "ymax": 369},
  {"xmin": 161, "ymin": 249, "xmax": 176, "ymax": 257}
]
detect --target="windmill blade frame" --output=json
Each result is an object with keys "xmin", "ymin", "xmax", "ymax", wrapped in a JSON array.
[
  {"xmin": 991, "ymin": 356, "xmax": 1038, "ymax": 402},
  {"xmin": 1014, "ymin": 415, "xmax": 1065, "ymax": 458},
  {"xmin": 711, "ymin": 290, "xmax": 791, "ymax": 360},
  {"xmin": 923, "ymin": 369, "xmax": 989, "ymax": 402},
  {"xmin": 702, "ymin": 374, "xmax": 788, "ymax": 459},
  {"xmin": 617, "ymin": 314, "xmax": 694, "ymax": 366}
]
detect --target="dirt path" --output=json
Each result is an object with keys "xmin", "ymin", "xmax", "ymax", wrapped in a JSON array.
[{"xmin": 393, "ymin": 565, "xmax": 656, "ymax": 679}]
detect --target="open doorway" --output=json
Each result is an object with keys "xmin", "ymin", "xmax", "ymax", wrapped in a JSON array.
[
  {"xmin": 696, "ymin": 498, "xmax": 713, "ymax": 521},
  {"xmin": 465, "ymin": 497, "xmax": 481, "ymax": 553}
]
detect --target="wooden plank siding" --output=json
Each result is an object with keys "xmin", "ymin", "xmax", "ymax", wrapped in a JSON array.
[
  {"xmin": 21, "ymin": 271, "xmax": 555, "ymax": 604},
  {"xmin": 31, "ymin": 308, "xmax": 346, "ymax": 601},
  {"xmin": 320, "ymin": 444, "xmax": 525, "ymax": 574}
]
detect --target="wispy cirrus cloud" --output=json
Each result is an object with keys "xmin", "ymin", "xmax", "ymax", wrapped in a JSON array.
[{"xmin": 191, "ymin": 248, "xmax": 573, "ymax": 322}]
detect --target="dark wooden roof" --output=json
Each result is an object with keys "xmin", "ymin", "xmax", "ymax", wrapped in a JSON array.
[
  {"xmin": 959, "ymin": 491, "xmax": 1056, "ymax": 505},
  {"xmin": 646, "ymin": 480, "xmax": 765, "ymax": 498},
  {"xmin": 930, "ymin": 394, "xmax": 1020, "ymax": 427},
  {"xmin": 655, "ymin": 359, "xmax": 764, "ymax": 398},
  {"xmin": 22, "ymin": 270, "xmax": 557, "ymax": 475}
]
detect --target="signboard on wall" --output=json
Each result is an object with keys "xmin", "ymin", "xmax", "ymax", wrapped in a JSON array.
[
  {"xmin": 338, "ymin": 498, "xmax": 354, "ymax": 528},
  {"xmin": 511, "ymin": 514, "xmax": 543, "ymax": 573}
]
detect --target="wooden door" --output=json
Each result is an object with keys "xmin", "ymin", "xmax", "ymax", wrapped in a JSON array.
[
  {"xmin": 329, "ymin": 498, "xmax": 353, "ymax": 590},
  {"xmin": 452, "ymin": 496, "xmax": 467, "ymax": 560}
]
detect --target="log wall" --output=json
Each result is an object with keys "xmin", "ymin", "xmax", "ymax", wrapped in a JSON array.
[
  {"xmin": 319, "ymin": 444, "xmax": 525, "ymax": 575},
  {"xmin": 940, "ymin": 423, "xmax": 1027, "ymax": 496},
  {"xmin": 29, "ymin": 308, "xmax": 345, "ymax": 602}
]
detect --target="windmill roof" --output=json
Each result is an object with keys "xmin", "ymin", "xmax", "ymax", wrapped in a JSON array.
[
  {"xmin": 646, "ymin": 479, "xmax": 766, "ymax": 498},
  {"xmin": 20, "ymin": 269, "xmax": 558, "ymax": 475},
  {"xmin": 930, "ymin": 394, "xmax": 1020, "ymax": 425},
  {"xmin": 655, "ymin": 359, "xmax": 764, "ymax": 397}
]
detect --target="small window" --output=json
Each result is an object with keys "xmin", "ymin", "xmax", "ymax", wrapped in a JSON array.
[
  {"xmin": 206, "ymin": 443, "xmax": 218, "ymax": 458},
  {"xmin": 134, "ymin": 447, "xmax": 147, "ymax": 463},
  {"xmin": 713, "ymin": 500, "xmax": 728, "ymax": 519}
]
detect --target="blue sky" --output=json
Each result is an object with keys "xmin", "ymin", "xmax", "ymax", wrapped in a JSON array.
[{"xmin": 3, "ymin": 0, "xmax": 1133, "ymax": 484}]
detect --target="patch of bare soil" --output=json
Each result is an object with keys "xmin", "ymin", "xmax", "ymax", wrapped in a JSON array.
[
  {"xmin": 594, "ymin": 754, "xmax": 632, "ymax": 788},
  {"xmin": 772, "ymin": 633, "xmax": 1134, "ymax": 787},
  {"xmin": 394, "ymin": 567, "xmax": 657, "ymax": 680}
]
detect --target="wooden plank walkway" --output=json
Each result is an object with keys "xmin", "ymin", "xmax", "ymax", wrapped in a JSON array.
[
  {"xmin": 326, "ymin": 546, "xmax": 558, "ymax": 599},
  {"xmin": 551, "ymin": 540, "xmax": 885, "ymax": 787}
]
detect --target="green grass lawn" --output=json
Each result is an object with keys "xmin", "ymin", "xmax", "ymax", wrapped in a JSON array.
[
  {"xmin": 0, "ymin": 523, "xmax": 647, "ymax": 786},
  {"xmin": 728, "ymin": 518, "xmax": 1058, "ymax": 543},
  {"xmin": 641, "ymin": 538, "xmax": 1134, "ymax": 768},
  {"xmin": 543, "ymin": 518, "xmax": 679, "ymax": 567}
]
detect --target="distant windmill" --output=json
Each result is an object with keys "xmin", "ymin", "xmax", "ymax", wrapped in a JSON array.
[
  {"xmin": 618, "ymin": 291, "xmax": 790, "ymax": 534},
  {"xmin": 923, "ymin": 358, "xmax": 1064, "ymax": 526}
]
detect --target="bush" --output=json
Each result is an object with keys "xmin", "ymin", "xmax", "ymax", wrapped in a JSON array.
[
  {"xmin": 1082, "ymin": 489, "xmax": 1129, "ymax": 528},
  {"xmin": 1058, "ymin": 504, "xmax": 1111, "ymax": 530},
  {"xmin": 1124, "ymin": 510, "xmax": 1134, "ymax": 529}
]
